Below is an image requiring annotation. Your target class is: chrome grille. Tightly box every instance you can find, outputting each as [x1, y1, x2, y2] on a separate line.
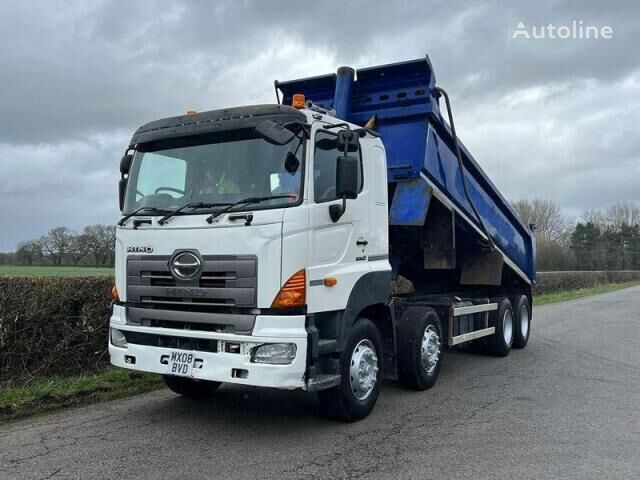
[126, 253, 257, 309]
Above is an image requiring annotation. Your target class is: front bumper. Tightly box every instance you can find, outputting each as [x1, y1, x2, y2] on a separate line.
[109, 305, 307, 390]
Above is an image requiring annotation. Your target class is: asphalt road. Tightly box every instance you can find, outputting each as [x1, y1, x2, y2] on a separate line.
[2, 286, 640, 480]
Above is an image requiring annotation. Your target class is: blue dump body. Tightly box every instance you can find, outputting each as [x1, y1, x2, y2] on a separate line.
[276, 57, 535, 282]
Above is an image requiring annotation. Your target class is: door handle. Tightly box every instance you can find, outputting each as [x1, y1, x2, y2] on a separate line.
[356, 239, 369, 246]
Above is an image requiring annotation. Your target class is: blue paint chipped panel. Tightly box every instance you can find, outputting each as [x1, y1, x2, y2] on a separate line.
[389, 178, 432, 226]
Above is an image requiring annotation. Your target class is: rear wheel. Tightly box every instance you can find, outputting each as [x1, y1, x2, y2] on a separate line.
[163, 375, 222, 398]
[512, 294, 531, 348]
[485, 297, 514, 357]
[319, 318, 382, 422]
[397, 307, 443, 390]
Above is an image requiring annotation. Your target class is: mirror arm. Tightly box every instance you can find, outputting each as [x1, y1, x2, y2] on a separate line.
[282, 120, 310, 137]
[354, 127, 380, 138]
[329, 195, 347, 223]
[322, 122, 350, 130]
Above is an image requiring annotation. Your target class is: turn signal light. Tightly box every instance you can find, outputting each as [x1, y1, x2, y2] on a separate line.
[111, 286, 120, 302]
[292, 94, 305, 109]
[186, 110, 197, 116]
[271, 269, 306, 309]
[323, 277, 337, 287]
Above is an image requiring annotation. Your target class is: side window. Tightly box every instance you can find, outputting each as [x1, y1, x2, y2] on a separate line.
[136, 153, 186, 199]
[313, 130, 362, 203]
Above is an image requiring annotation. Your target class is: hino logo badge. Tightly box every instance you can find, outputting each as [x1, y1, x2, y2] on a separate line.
[127, 246, 154, 253]
[170, 251, 202, 280]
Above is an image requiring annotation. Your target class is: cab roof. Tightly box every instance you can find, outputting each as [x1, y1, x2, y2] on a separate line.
[129, 104, 305, 147]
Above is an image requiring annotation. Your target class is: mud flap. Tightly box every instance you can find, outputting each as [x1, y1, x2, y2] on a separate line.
[460, 249, 504, 286]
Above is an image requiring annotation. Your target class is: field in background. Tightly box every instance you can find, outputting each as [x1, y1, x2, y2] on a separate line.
[0, 266, 114, 276]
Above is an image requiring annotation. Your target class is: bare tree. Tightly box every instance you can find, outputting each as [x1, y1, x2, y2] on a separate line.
[41, 227, 74, 265]
[15, 240, 43, 265]
[512, 198, 569, 243]
[581, 208, 607, 228]
[0, 252, 16, 265]
[68, 235, 87, 265]
[80, 225, 116, 266]
[605, 202, 640, 231]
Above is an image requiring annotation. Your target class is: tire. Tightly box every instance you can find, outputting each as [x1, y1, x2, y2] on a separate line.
[319, 318, 383, 422]
[485, 297, 514, 357]
[397, 307, 443, 390]
[163, 375, 222, 398]
[512, 294, 531, 348]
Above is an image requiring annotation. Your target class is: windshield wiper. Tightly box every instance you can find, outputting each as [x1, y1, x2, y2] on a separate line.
[206, 195, 295, 224]
[118, 207, 169, 226]
[157, 202, 230, 225]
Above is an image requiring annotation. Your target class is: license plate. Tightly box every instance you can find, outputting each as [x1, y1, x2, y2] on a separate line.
[167, 351, 194, 377]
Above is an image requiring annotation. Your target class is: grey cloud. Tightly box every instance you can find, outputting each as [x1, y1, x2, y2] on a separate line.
[2, 0, 638, 142]
[0, 0, 639, 250]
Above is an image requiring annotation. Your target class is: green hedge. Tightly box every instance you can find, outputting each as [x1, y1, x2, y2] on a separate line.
[534, 270, 640, 295]
[0, 276, 113, 384]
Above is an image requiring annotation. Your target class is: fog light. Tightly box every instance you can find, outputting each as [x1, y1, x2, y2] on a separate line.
[250, 343, 296, 365]
[110, 328, 127, 348]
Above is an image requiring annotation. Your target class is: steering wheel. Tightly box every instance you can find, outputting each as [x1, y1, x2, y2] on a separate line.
[155, 186, 185, 196]
[320, 186, 336, 200]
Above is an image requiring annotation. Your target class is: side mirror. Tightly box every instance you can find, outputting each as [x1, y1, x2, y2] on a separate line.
[120, 153, 133, 175]
[255, 120, 296, 145]
[284, 151, 300, 173]
[329, 155, 359, 222]
[336, 129, 359, 153]
[336, 155, 359, 199]
[119, 178, 127, 211]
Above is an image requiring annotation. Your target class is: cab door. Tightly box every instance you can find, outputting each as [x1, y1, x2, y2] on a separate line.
[307, 126, 371, 313]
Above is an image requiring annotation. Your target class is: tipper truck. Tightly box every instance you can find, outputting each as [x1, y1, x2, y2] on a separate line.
[110, 56, 536, 421]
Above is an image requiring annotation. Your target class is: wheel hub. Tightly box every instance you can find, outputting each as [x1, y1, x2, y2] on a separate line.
[503, 309, 514, 345]
[421, 325, 441, 374]
[349, 339, 379, 400]
[520, 304, 529, 338]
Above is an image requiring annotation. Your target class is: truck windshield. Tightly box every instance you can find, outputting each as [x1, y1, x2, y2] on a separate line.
[123, 129, 304, 214]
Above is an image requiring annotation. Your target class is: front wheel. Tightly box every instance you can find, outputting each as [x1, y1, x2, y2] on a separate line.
[319, 318, 382, 422]
[163, 375, 222, 398]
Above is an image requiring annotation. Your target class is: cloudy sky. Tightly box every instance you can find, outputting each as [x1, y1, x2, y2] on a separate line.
[1, 0, 639, 251]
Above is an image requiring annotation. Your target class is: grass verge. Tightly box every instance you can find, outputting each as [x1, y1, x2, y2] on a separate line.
[534, 281, 640, 306]
[0, 367, 164, 423]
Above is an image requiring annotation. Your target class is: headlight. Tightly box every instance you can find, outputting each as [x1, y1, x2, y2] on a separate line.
[250, 343, 296, 365]
[110, 328, 128, 348]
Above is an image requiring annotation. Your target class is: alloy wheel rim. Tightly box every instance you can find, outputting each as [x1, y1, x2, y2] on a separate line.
[349, 339, 378, 400]
[520, 304, 530, 338]
[503, 309, 514, 345]
[421, 325, 441, 374]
